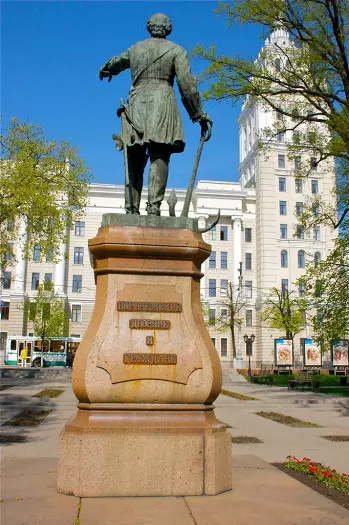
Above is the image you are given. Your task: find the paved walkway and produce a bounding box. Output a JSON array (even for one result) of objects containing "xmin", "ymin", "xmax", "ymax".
[{"xmin": 1, "ymin": 372, "xmax": 349, "ymax": 524}]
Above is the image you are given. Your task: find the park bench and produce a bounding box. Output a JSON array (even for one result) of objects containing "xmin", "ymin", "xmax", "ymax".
[
  {"xmin": 250, "ymin": 364, "xmax": 274, "ymax": 385},
  {"xmin": 288, "ymin": 372, "xmax": 319, "ymax": 392}
]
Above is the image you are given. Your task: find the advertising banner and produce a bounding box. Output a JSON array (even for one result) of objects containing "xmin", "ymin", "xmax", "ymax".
[
  {"xmin": 304, "ymin": 339, "xmax": 322, "ymax": 366},
  {"xmin": 332, "ymin": 340, "xmax": 349, "ymax": 367},
  {"xmin": 275, "ymin": 339, "xmax": 293, "ymax": 366}
]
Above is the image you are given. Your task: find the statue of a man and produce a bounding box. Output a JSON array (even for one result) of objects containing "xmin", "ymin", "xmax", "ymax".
[{"xmin": 99, "ymin": 13, "xmax": 211, "ymax": 215}]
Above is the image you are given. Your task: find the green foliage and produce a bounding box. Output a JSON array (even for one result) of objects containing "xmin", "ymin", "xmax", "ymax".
[
  {"xmin": 285, "ymin": 456, "xmax": 349, "ymax": 495},
  {"xmin": 300, "ymin": 237, "xmax": 349, "ymax": 345},
  {"xmin": 195, "ymin": 2, "xmax": 349, "ymax": 345},
  {"xmin": 260, "ymin": 287, "xmax": 306, "ymax": 339},
  {"xmin": 23, "ymin": 281, "xmax": 69, "ymax": 340},
  {"xmin": 0, "ymin": 118, "xmax": 91, "ymax": 270}
]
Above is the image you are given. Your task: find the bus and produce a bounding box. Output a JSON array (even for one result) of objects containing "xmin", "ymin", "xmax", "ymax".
[{"xmin": 5, "ymin": 336, "xmax": 81, "ymax": 368}]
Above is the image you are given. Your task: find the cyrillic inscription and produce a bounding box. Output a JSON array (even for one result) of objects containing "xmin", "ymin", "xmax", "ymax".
[
  {"xmin": 123, "ymin": 353, "xmax": 177, "ymax": 365},
  {"xmin": 129, "ymin": 319, "xmax": 171, "ymax": 329},
  {"xmin": 118, "ymin": 302, "xmax": 182, "ymax": 313}
]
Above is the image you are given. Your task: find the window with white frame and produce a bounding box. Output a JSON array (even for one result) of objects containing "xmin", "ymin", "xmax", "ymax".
[
  {"xmin": 281, "ymin": 250, "xmax": 288, "ymax": 268},
  {"xmin": 280, "ymin": 224, "xmax": 287, "ymax": 239},
  {"xmin": 280, "ymin": 201, "xmax": 287, "ymax": 215},
  {"xmin": 245, "ymin": 281, "xmax": 252, "ymax": 298},
  {"xmin": 206, "ymin": 226, "xmax": 216, "ymax": 241},
  {"xmin": 209, "ymin": 251, "xmax": 216, "ymax": 269},
  {"xmin": 279, "ymin": 177, "xmax": 286, "ymax": 191},
  {"xmin": 74, "ymin": 247, "xmax": 84, "ymax": 265},
  {"xmin": 298, "ymin": 250, "xmax": 305, "ymax": 268},
  {"xmin": 245, "ymin": 253, "xmax": 252, "ymax": 270},
  {"xmin": 313, "ymin": 226, "xmax": 320, "ymax": 240},
  {"xmin": 295, "ymin": 178, "xmax": 302, "ymax": 193},
  {"xmin": 245, "ymin": 309, "xmax": 252, "ymax": 327},
  {"xmin": 220, "ymin": 251, "xmax": 228, "ymax": 269},
  {"xmin": 75, "ymin": 221, "xmax": 85, "ymax": 236},
  {"xmin": 72, "ymin": 305, "xmax": 82, "ymax": 323},
  {"xmin": 220, "ymin": 279, "xmax": 228, "ymax": 296},
  {"xmin": 209, "ymin": 279, "xmax": 216, "ymax": 297},
  {"xmin": 72, "ymin": 275, "xmax": 82, "ymax": 293},
  {"xmin": 278, "ymin": 154, "xmax": 285, "ymax": 168},
  {"xmin": 245, "ymin": 228, "xmax": 252, "ymax": 242},
  {"xmin": 220, "ymin": 338, "xmax": 228, "ymax": 357}
]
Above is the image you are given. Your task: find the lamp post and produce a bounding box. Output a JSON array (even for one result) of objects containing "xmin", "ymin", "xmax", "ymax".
[{"xmin": 244, "ymin": 333, "xmax": 255, "ymax": 378}]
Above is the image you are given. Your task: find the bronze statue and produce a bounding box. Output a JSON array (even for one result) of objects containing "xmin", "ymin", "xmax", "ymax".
[{"xmin": 99, "ymin": 13, "xmax": 211, "ymax": 216}]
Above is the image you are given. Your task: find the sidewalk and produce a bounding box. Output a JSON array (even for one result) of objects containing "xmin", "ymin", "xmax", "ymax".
[{"xmin": 1, "ymin": 373, "xmax": 349, "ymax": 524}]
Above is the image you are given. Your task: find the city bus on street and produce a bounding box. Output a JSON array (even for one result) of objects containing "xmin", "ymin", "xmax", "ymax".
[{"xmin": 4, "ymin": 336, "xmax": 81, "ymax": 368}]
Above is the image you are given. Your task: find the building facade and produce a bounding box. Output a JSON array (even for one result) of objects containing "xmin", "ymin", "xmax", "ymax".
[{"xmin": 0, "ymin": 28, "xmax": 337, "ymax": 367}]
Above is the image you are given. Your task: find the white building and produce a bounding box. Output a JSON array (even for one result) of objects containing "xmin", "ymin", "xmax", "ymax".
[{"xmin": 0, "ymin": 28, "xmax": 336, "ymax": 367}]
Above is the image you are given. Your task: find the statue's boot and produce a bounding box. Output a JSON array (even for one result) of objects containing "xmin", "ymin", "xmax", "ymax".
[
  {"xmin": 147, "ymin": 152, "xmax": 170, "ymax": 215},
  {"xmin": 125, "ymin": 145, "xmax": 148, "ymax": 214}
]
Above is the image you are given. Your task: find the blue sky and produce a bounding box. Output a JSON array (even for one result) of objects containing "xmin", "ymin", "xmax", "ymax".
[{"xmin": 2, "ymin": 1, "xmax": 264, "ymax": 188}]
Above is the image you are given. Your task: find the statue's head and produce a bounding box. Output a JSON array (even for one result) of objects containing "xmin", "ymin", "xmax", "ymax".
[{"xmin": 147, "ymin": 13, "xmax": 172, "ymax": 38}]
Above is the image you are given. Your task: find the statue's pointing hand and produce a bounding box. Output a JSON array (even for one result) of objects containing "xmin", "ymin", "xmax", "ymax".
[{"xmin": 99, "ymin": 69, "xmax": 113, "ymax": 82}]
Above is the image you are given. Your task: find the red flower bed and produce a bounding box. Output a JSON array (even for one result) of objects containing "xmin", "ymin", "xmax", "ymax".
[{"xmin": 285, "ymin": 456, "xmax": 349, "ymax": 496}]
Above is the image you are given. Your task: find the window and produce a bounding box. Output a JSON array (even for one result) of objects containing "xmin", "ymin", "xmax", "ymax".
[
  {"xmin": 74, "ymin": 247, "xmax": 84, "ymax": 265},
  {"xmin": 314, "ymin": 252, "xmax": 321, "ymax": 267},
  {"xmin": 275, "ymin": 58, "xmax": 281, "ymax": 71},
  {"xmin": 44, "ymin": 273, "xmax": 52, "ymax": 285},
  {"xmin": 207, "ymin": 226, "xmax": 216, "ymax": 241},
  {"xmin": 0, "ymin": 302, "xmax": 10, "ymax": 320},
  {"xmin": 280, "ymin": 224, "xmax": 287, "ymax": 239},
  {"xmin": 31, "ymin": 273, "xmax": 40, "ymax": 290},
  {"xmin": 281, "ymin": 250, "xmax": 288, "ymax": 268},
  {"xmin": 281, "ymin": 279, "xmax": 288, "ymax": 295},
  {"xmin": 313, "ymin": 203, "xmax": 320, "ymax": 216},
  {"xmin": 211, "ymin": 337, "xmax": 216, "ymax": 348},
  {"xmin": 221, "ymin": 308, "xmax": 228, "ymax": 323},
  {"xmin": 72, "ymin": 275, "xmax": 82, "ymax": 293},
  {"xmin": 295, "ymin": 202, "xmax": 303, "ymax": 217},
  {"xmin": 46, "ymin": 248, "xmax": 54, "ymax": 263},
  {"xmin": 294, "ymin": 156, "xmax": 302, "ymax": 170},
  {"xmin": 293, "ymin": 130, "xmax": 300, "ymax": 143},
  {"xmin": 280, "ymin": 201, "xmax": 287, "ymax": 215},
  {"xmin": 310, "ymin": 157, "xmax": 317, "ymax": 170},
  {"xmin": 313, "ymin": 226, "xmax": 320, "ymax": 241},
  {"xmin": 221, "ymin": 338, "xmax": 228, "ymax": 357},
  {"xmin": 277, "ymin": 130, "xmax": 285, "ymax": 142},
  {"xmin": 245, "ymin": 309, "xmax": 252, "ymax": 327},
  {"xmin": 245, "ymin": 253, "xmax": 252, "ymax": 270},
  {"xmin": 209, "ymin": 279, "xmax": 216, "ymax": 297},
  {"xmin": 0, "ymin": 332, "xmax": 7, "ymax": 352},
  {"xmin": 298, "ymin": 250, "xmax": 305, "ymax": 268},
  {"xmin": 3, "ymin": 271, "xmax": 11, "ymax": 289},
  {"xmin": 245, "ymin": 281, "xmax": 252, "ymax": 298},
  {"xmin": 208, "ymin": 309, "xmax": 216, "ymax": 326},
  {"xmin": 245, "ymin": 228, "xmax": 252, "ymax": 242},
  {"xmin": 33, "ymin": 245, "xmax": 41, "ymax": 262},
  {"xmin": 209, "ymin": 251, "xmax": 216, "ymax": 269},
  {"xmin": 220, "ymin": 226, "xmax": 228, "ymax": 241},
  {"xmin": 72, "ymin": 305, "xmax": 82, "ymax": 323},
  {"xmin": 221, "ymin": 252, "xmax": 228, "ymax": 269},
  {"xmin": 220, "ymin": 279, "xmax": 228, "ymax": 296},
  {"xmin": 278, "ymin": 154, "xmax": 285, "ymax": 168},
  {"xmin": 75, "ymin": 221, "xmax": 85, "ymax": 236},
  {"xmin": 299, "ymin": 279, "xmax": 306, "ymax": 298},
  {"xmin": 296, "ymin": 226, "xmax": 305, "ymax": 239},
  {"xmin": 5, "ymin": 245, "xmax": 14, "ymax": 262},
  {"xmin": 311, "ymin": 179, "xmax": 319, "ymax": 194},
  {"xmin": 295, "ymin": 178, "xmax": 302, "ymax": 193},
  {"xmin": 279, "ymin": 177, "xmax": 286, "ymax": 192}
]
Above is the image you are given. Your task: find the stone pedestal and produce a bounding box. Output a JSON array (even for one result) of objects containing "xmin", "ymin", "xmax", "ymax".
[{"xmin": 57, "ymin": 215, "xmax": 232, "ymax": 497}]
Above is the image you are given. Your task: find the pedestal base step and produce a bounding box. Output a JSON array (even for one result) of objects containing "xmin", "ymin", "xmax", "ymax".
[{"xmin": 57, "ymin": 405, "xmax": 232, "ymax": 497}]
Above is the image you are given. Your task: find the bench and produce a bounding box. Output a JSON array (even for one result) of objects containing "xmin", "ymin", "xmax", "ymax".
[
  {"xmin": 288, "ymin": 372, "xmax": 319, "ymax": 392},
  {"xmin": 250, "ymin": 365, "xmax": 274, "ymax": 385}
]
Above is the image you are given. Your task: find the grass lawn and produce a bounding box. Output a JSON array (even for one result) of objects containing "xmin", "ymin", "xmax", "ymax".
[{"xmin": 318, "ymin": 387, "xmax": 349, "ymax": 397}]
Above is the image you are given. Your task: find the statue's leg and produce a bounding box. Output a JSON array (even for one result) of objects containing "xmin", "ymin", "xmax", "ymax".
[
  {"xmin": 147, "ymin": 146, "xmax": 171, "ymax": 216},
  {"xmin": 125, "ymin": 145, "xmax": 148, "ymax": 214}
]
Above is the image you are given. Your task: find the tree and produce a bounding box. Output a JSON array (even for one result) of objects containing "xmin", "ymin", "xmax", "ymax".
[
  {"xmin": 23, "ymin": 281, "xmax": 69, "ymax": 366},
  {"xmin": 260, "ymin": 287, "xmax": 307, "ymax": 340},
  {"xmin": 203, "ymin": 281, "xmax": 245, "ymax": 359},
  {"xmin": 301, "ymin": 238, "xmax": 349, "ymax": 346},
  {"xmin": 195, "ymin": 0, "xmax": 349, "ymax": 346},
  {"xmin": 0, "ymin": 118, "xmax": 91, "ymax": 270}
]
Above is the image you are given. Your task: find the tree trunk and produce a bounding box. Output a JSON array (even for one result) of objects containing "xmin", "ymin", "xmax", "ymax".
[{"xmin": 231, "ymin": 325, "xmax": 236, "ymax": 360}]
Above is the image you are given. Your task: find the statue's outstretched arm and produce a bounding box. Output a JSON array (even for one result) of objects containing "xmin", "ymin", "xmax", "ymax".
[{"xmin": 99, "ymin": 50, "xmax": 130, "ymax": 81}]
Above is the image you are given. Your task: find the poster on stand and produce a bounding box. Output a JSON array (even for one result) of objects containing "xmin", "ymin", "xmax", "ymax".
[
  {"xmin": 304, "ymin": 339, "xmax": 322, "ymax": 366},
  {"xmin": 275, "ymin": 339, "xmax": 293, "ymax": 366},
  {"xmin": 332, "ymin": 341, "xmax": 349, "ymax": 367}
]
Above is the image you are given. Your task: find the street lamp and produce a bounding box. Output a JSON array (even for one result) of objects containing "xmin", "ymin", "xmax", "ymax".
[{"xmin": 244, "ymin": 333, "xmax": 255, "ymax": 378}]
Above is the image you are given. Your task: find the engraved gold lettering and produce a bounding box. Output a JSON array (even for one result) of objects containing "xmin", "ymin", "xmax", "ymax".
[{"xmin": 123, "ymin": 353, "xmax": 177, "ymax": 365}]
